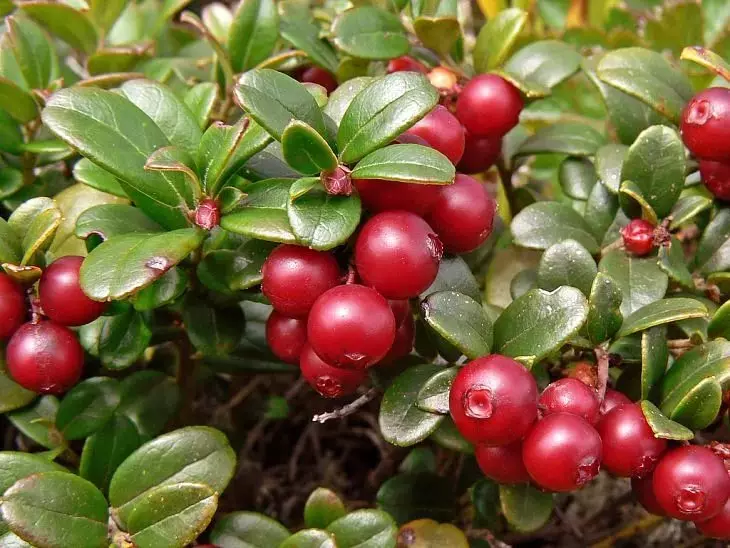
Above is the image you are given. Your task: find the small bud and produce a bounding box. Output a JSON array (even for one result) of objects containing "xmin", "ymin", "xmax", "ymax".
[
  {"xmin": 428, "ymin": 66, "xmax": 458, "ymax": 92},
  {"xmin": 321, "ymin": 166, "xmax": 352, "ymax": 196},
  {"xmin": 194, "ymin": 198, "xmax": 220, "ymax": 230}
]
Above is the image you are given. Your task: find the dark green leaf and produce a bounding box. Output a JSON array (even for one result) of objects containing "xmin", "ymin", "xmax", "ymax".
[
  {"xmin": 708, "ymin": 299, "xmax": 730, "ymax": 340},
  {"xmin": 430, "ymin": 418, "xmax": 473, "ymax": 454},
  {"xmin": 558, "ymin": 157, "xmax": 596, "ymax": 201},
  {"xmin": 75, "ymin": 204, "xmax": 162, "ymax": 241},
  {"xmin": 473, "ymin": 8, "xmax": 528, "ymax": 73},
  {"xmin": 326, "ymin": 509, "xmax": 398, "ymax": 548},
  {"xmin": 421, "ymin": 291, "xmax": 493, "ymax": 359},
  {"xmin": 537, "ymin": 239, "xmax": 597, "ymax": 295},
  {"xmin": 641, "ymin": 326, "xmax": 668, "ymax": 400},
  {"xmin": 422, "ymin": 255, "xmax": 480, "ymax": 302},
  {"xmin": 515, "ymin": 123, "xmax": 606, "ymax": 157},
  {"xmin": 598, "ymin": 249, "xmax": 668, "ymax": 317},
  {"xmin": 0, "ymin": 77, "xmax": 38, "ymax": 123},
  {"xmin": 6, "ymin": 15, "xmax": 58, "ymax": 91},
  {"xmin": 376, "ymin": 473, "xmax": 456, "ymax": 525},
  {"xmin": 197, "ymin": 240, "xmax": 276, "ymax": 294},
  {"xmin": 133, "ymin": 267, "xmax": 187, "ymax": 310},
  {"xmin": 72, "ymin": 159, "xmax": 128, "ymax": 199},
  {"xmin": 0, "ymin": 359, "xmax": 35, "ymax": 414},
  {"xmin": 332, "ymin": 7, "xmax": 408, "ymax": 60},
  {"xmin": 471, "ymin": 479, "xmax": 500, "ymax": 529},
  {"xmin": 280, "ymin": 19, "xmax": 338, "ymax": 75},
  {"xmin": 99, "ymin": 309, "xmax": 152, "ymax": 369},
  {"xmin": 695, "ymin": 208, "xmax": 730, "ymax": 274},
  {"xmin": 584, "ymin": 180, "xmax": 619, "ymax": 241},
  {"xmin": 183, "ymin": 298, "xmax": 244, "ymax": 356},
  {"xmin": 640, "ymin": 400, "xmax": 693, "ymax": 441},
  {"xmin": 511, "ymin": 201, "xmax": 599, "ymax": 253},
  {"xmin": 211, "ymin": 512, "xmax": 291, "ymax": 548},
  {"xmin": 184, "ymin": 83, "xmax": 218, "ymax": 129},
  {"xmin": 7, "ymin": 396, "xmax": 62, "ymax": 450},
  {"xmin": 323, "ymin": 77, "xmax": 374, "ymax": 126},
  {"xmin": 616, "ymin": 298, "xmax": 708, "ymax": 338},
  {"xmin": 229, "ymin": 0, "xmax": 279, "ymax": 72},
  {"xmin": 18, "ymin": 1, "xmax": 98, "ymax": 54},
  {"xmin": 56, "ymin": 377, "xmax": 120, "ymax": 440},
  {"xmin": 657, "ymin": 237, "xmax": 694, "ymax": 290},
  {"xmin": 504, "ymin": 40, "xmax": 582, "ymax": 90},
  {"xmin": 351, "ymin": 144, "xmax": 455, "ymax": 184},
  {"xmin": 117, "ymin": 371, "xmax": 180, "ymax": 441},
  {"xmin": 282, "ymin": 121, "xmax": 338, "ymax": 175},
  {"xmin": 0, "ymin": 452, "xmax": 64, "ymax": 495},
  {"xmin": 0, "ymin": 218, "xmax": 22, "ymax": 264},
  {"xmin": 499, "ymin": 484, "xmax": 553, "ymax": 533},
  {"xmin": 416, "ymin": 366, "xmax": 457, "ymax": 414},
  {"xmin": 304, "ymin": 488, "xmax": 347, "ymax": 530},
  {"xmin": 669, "ymin": 189, "xmax": 713, "ymax": 230},
  {"xmin": 667, "ymin": 377, "xmax": 723, "ymax": 431}
]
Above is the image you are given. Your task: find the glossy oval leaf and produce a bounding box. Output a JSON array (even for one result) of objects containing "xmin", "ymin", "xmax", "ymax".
[
  {"xmin": 640, "ymin": 400, "xmax": 694, "ymax": 441},
  {"xmin": 376, "ymin": 473, "xmax": 457, "ymax": 525},
  {"xmin": 537, "ymin": 239, "xmax": 597, "ymax": 296},
  {"xmin": 515, "ymin": 122, "xmax": 606, "ymax": 157},
  {"xmin": 98, "ymin": 309, "xmax": 153, "ymax": 369},
  {"xmin": 473, "ymin": 8, "xmax": 527, "ymax": 73},
  {"xmin": 695, "ymin": 208, "xmax": 730, "ymax": 275},
  {"xmin": 504, "ymin": 40, "xmax": 582, "ymax": 90},
  {"xmin": 511, "ymin": 201, "xmax": 599, "ymax": 253},
  {"xmin": 499, "ymin": 484, "xmax": 553, "ymax": 533},
  {"xmin": 640, "ymin": 326, "xmax": 668, "ymax": 401},
  {"xmin": 18, "ymin": 1, "xmax": 98, "ymax": 54},
  {"xmin": 416, "ymin": 366, "xmax": 458, "ymax": 414},
  {"xmin": 72, "ymin": 159, "xmax": 128, "ymax": 198},
  {"xmin": 667, "ymin": 377, "xmax": 723, "ymax": 431},
  {"xmin": 210, "ymin": 512, "xmax": 291, "ymax": 548},
  {"xmin": 228, "ymin": 0, "xmax": 279, "ymax": 72},
  {"xmin": 282, "ymin": 120, "xmax": 338, "ymax": 175},
  {"xmin": 616, "ymin": 298, "xmax": 708, "ymax": 338},
  {"xmin": 56, "ymin": 377, "xmax": 120, "ymax": 440},
  {"xmin": 598, "ymin": 249, "xmax": 668, "ymax": 317},
  {"xmin": 327, "ymin": 509, "xmax": 398, "ymax": 548},
  {"xmin": 281, "ymin": 529, "xmax": 336, "ymax": 548},
  {"xmin": 421, "ymin": 291, "xmax": 493, "ymax": 359},
  {"xmin": 304, "ymin": 488, "xmax": 347, "ymax": 530},
  {"xmin": 75, "ymin": 204, "xmax": 162, "ymax": 241},
  {"xmin": 351, "ymin": 144, "xmax": 455, "ymax": 184},
  {"xmin": 116, "ymin": 371, "xmax": 180, "ymax": 441},
  {"xmin": 280, "ymin": 18, "xmax": 338, "ymax": 75},
  {"xmin": 332, "ymin": 7, "xmax": 408, "ymax": 60}
]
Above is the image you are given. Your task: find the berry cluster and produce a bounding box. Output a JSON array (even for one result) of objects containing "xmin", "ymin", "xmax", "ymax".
[
  {"xmin": 451, "ymin": 357, "xmax": 730, "ymax": 538},
  {"xmin": 1, "ymin": 256, "xmax": 107, "ymax": 394}
]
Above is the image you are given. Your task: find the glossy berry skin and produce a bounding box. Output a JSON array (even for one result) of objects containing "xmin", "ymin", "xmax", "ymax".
[
  {"xmin": 405, "ymin": 106, "xmax": 465, "ymax": 165},
  {"xmin": 457, "ymin": 133, "xmax": 501, "ymax": 174},
  {"xmin": 355, "ymin": 211, "xmax": 443, "ymax": 299},
  {"xmin": 476, "ymin": 441, "xmax": 530, "ymax": 484},
  {"xmin": 621, "ymin": 219, "xmax": 655, "ymax": 256},
  {"xmin": 307, "ymin": 284, "xmax": 395, "ymax": 369},
  {"xmin": 6, "ymin": 321, "xmax": 84, "ymax": 394},
  {"xmin": 39, "ymin": 256, "xmax": 106, "ymax": 327},
  {"xmin": 632, "ymin": 474, "xmax": 665, "ymax": 516},
  {"xmin": 652, "ymin": 445, "xmax": 730, "ymax": 521},
  {"xmin": 354, "ymin": 179, "xmax": 442, "ymax": 216},
  {"xmin": 449, "ymin": 355, "xmax": 538, "ymax": 446},
  {"xmin": 697, "ymin": 499, "xmax": 730, "ymax": 540},
  {"xmin": 426, "ymin": 174, "xmax": 496, "ymax": 254},
  {"xmin": 299, "ymin": 343, "xmax": 366, "ymax": 398},
  {"xmin": 261, "ymin": 245, "xmax": 341, "ymax": 318},
  {"xmin": 456, "ymin": 74, "xmax": 523, "ymax": 138},
  {"xmin": 380, "ymin": 311, "xmax": 415, "ymax": 364},
  {"xmin": 539, "ymin": 378, "xmax": 600, "ymax": 425},
  {"xmin": 681, "ymin": 87, "xmax": 730, "ymax": 161},
  {"xmin": 600, "ymin": 388, "xmax": 632, "ymax": 417},
  {"xmin": 596, "ymin": 403, "xmax": 667, "ymax": 478},
  {"xmin": 700, "ymin": 159, "xmax": 730, "ymax": 201},
  {"xmin": 299, "ymin": 66, "xmax": 338, "ymax": 94},
  {"xmin": 0, "ymin": 274, "xmax": 26, "ymax": 340},
  {"xmin": 522, "ymin": 413, "xmax": 603, "ymax": 492},
  {"xmin": 387, "ymin": 56, "xmax": 428, "ymax": 74},
  {"xmin": 265, "ymin": 311, "xmax": 307, "ymax": 365}
]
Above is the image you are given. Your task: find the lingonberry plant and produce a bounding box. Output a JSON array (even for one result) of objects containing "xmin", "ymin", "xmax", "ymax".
[{"xmin": 0, "ymin": 0, "xmax": 729, "ymax": 546}]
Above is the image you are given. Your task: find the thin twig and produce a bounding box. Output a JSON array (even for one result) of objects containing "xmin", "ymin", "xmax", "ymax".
[
  {"xmin": 589, "ymin": 514, "xmax": 664, "ymax": 548},
  {"xmin": 312, "ymin": 388, "xmax": 379, "ymax": 424},
  {"xmin": 595, "ymin": 344, "xmax": 610, "ymax": 403}
]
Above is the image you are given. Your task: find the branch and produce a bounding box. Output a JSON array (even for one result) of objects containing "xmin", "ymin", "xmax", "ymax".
[
  {"xmin": 312, "ymin": 388, "xmax": 379, "ymax": 424},
  {"xmin": 595, "ymin": 344, "xmax": 610, "ymax": 403}
]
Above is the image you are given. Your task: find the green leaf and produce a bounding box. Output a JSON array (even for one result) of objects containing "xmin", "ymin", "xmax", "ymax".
[
  {"xmin": 88, "ymin": 0, "xmax": 126, "ymax": 32},
  {"xmin": 211, "ymin": 512, "xmax": 291, "ymax": 548},
  {"xmin": 280, "ymin": 18, "xmax": 339, "ymax": 75},
  {"xmin": 657, "ymin": 237, "xmax": 694, "ymax": 290},
  {"xmin": 79, "ymin": 228, "xmax": 205, "ymax": 301},
  {"xmin": 184, "ymin": 83, "xmax": 218, "ymax": 129},
  {"xmin": 337, "ymin": 72, "xmax": 438, "ymax": 164},
  {"xmin": 471, "ymin": 479, "xmax": 500, "ymax": 529},
  {"xmin": 20, "ymin": 205, "xmax": 61, "ymax": 265},
  {"xmin": 282, "ymin": 121, "xmax": 338, "ymax": 175},
  {"xmin": 133, "ymin": 267, "xmax": 187, "ymax": 310},
  {"xmin": 323, "ymin": 77, "xmax": 374, "ymax": 126},
  {"xmin": 0, "ymin": 77, "xmax": 38, "ymax": 123},
  {"xmin": 234, "ymin": 69, "xmax": 325, "ymax": 141},
  {"xmin": 584, "ymin": 180, "xmax": 619, "ymax": 242},
  {"xmin": 422, "ymin": 256, "xmax": 480, "ymax": 302},
  {"xmin": 144, "ymin": 146, "xmax": 200, "ymax": 196},
  {"xmin": 421, "ymin": 292, "xmax": 493, "ymax": 359},
  {"xmin": 640, "ymin": 326, "xmax": 668, "ymax": 401},
  {"xmin": 18, "ymin": 1, "xmax": 98, "ymax": 54},
  {"xmin": 414, "ymin": 16, "xmax": 460, "ymax": 56},
  {"xmin": 558, "ymin": 157, "xmax": 596, "ymax": 201},
  {"xmin": 430, "ymin": 418, "xmax": 473, "ymax": 454},
  {"xmin": 197, "ymin": 240, "xmax": 276, "ymax": 294},
  {"xmin": 228, "ymin": 0, "xmax": 278, "ymax": 72},
  {"xmin": 640, "ymin": 400, "xmax": 694, "ymax": 441},
  {"xmin": 473, "ymin": 8, "xmax": 528, "ymax": 73},
  {"xmin": 7, "ymin": 396, "xmax": 62, "ymax": 450},
  {"xmin": 75, "ymin": 204, "xmax": 163, "ymax": 241},
  {"xmin": 504, "ymin": 40, "xmax": 582, "ymax": 90},
  {"xmin": 416, "ymin": 366, "xmax": 457, "ymax": 414},
  {"xmin": 304, "ymin": 488, "xmax": 347, "ymax": 530},
  {"xmin": 493, "ymin": 287, "xmax": 589, "ymax": 368},
  {"xmin": 708, "ymin": 300, "xmax": 730, "ymax": 340},
  {"xmin": 183, "ymin": 299, "xmax": 244, "ymax": 356},
  {"xmin": 379, "ymin": 364, "xmax": 445, "ymax": 447},
  {"xmin": 0, "ymin": 218, "xmax": 22, "ymax": 264},
  {"xmin": 351, "ymin": 144, "xmax": 455, "ymax": 184},
  {"xmin": 511, "ymin": 201, "xmax": 599, "ymax": 253},
  {"xmin": 86, "ymin": 46, "xmax": 151, "ymax": 76},
  {"xmin": 126, "ymin": 483, "xmax": 217, "ymax": 548},
  {"xmin": 537, "ymin": 239, "xmax": 597, "ymax": 296},
  {"xmin": 287, "ymin": 181, "xmax": 361, "ymax": 250},
  {"xmin": 0, "ymin": 453, "xmax": 64, "ymax": 497},
  {"xmin": 99, "ymin": 309, "xmax": 152, "ymax": 369},
  {"xmin": 376, "ymin": 473, "xmax": 457, "ymax": 525},
  {"xmin": 332, "ymin": 7, "xmax": 408, "ymax": 60},
  {"xmin": 598, "ymin": 249, "xmax": 668, "ymax": 317},
  {"xmin": 616, "ymin": 298, "xmax": 708, "ymax": 338},
  {"xmin": 695, "ymin": 208, "xmax": 730, "ymax": 275},
  {"xmin": 2, "ymin": 472, "xmax": 108, "ymax": 548},
  {"xmin": 72, "ymin": 159, "xmax": 128, "ymax": 199},
  {"xmin": 515, "ymin": 122, "xmax": 606, "ymax": 157},
  {"xmin": 281, "ymin": 529, "xmax": 336, "ymax": 548},
  {"xmin": 327, "ymin": 509, "xmax": 398, "ymax": 548},
  {"xmin": 6, "ymin": 15, "xmax": 58, "ymax": 91},
  {"xmin": 667, "ymin": 377, "xmax": 723, "ymax": 431},
  {"xmin": 56, "ymin": 377, "xmax": 120, "ymax": 440},
  {"xmin": 669, "ymin": 189, "xmax": 713, "ymax": 230},
  {"xmin": 42, "ymin": 87, "xmax": 194, "ymax": 229},
  {"xmin": 680, "ymin": 45, "xmax": 730, "ymax": 82},
  {"xmin": 597, "ymin": 47, "xmax": 693, "ymax": 123},
  {"xmin": 619, "ymin": 181, "xmax": 659, "ymax": 224},
  {"xmin": 499, "ymin": 484, "xmax": 553, "ymax": 533},
  {"xmin": 0, "ymin": 359, "xmax": 35, "ymax": 414},
  {"xmin": 117, "ymin": 371, "xmax": 180, "ymax": 441},
  {"xmin": 644, "ymin": 3, "xmax": 703, "ymax": 58}
]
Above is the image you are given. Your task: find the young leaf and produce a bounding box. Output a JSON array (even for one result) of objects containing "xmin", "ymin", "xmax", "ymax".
[
  {"xmin": 56, "ymin": 377, "xmax": 120, "ymax": 440},
  {"xmin": 323, "ymin": 77, "xmax": 374, "ymax": 126},
  {"xmin": 499, "ymin": 484, "xmax": 553, "ymax": 533},
  {"xmin": 332, "ymin": 7, "xmax": 409, "ymax": 60},
  {"xmin": 6, "ymin": 15, "xmax": 58, "ymax": 91},
  {"xmin": 511, "ymin": 202, "xmax": 599, "ymax": 253},
  {"xmin": 281, "ymin": 529, "xmax": 336, "ymax": 548},
  {"xmin": 144, "ymin": 146, "xmax": 200, "ymax": 197},
  {"xmin": 414, "ymin": 14, "xmax": 460, "ymax": 56},
  {"xmin": 421, "ymin": 291, "xmax": 493, "ymax": 359},
  {"xmin": 669, "ymin": 189, "xmax": 713, "ymax": 230},
  {"xmin": 598, "ymin": 249, "xmax": 668, "ymax": 317},
  {"xmin": 228, "ymin": 0, "xmax": 279, "ymax": 72},
  {"xmin": 304, "ymin": 488, "xmax": 347, "ymax": 530},
  {"xmin": 473, "ymin": 8, "xmax": 527, "ymax": 72},
  {"xmin": 351, "ymin": 144, "xmax": 455, "ymax": 184},
  {"xmin": 0, "ymin": 218, "xmax": 22, "ymax": 264},
  {"xmin": 326, "ymin": 509, "xmax": 398, "ymax": 547},
  {"xmin": 680, "ymin": 46, "xmax": 730, "ymax": 82},
  {"xmin": 281, "ymin": 120, "xmax": 338, "ymax": 175},
  {"xmin": 708, "ymin": 299, "xmax": 730, "ymax": 340},
  {"xmin": 211, "ymin": 512, "xmax": 291, "ymax": 548},
  {"xmin": 616, "ymin": 298, "xmax": 708, "ymax": 338},
  {"xmin": 537, "ymin": 239, "xmax": 597, "ymax": 296}
]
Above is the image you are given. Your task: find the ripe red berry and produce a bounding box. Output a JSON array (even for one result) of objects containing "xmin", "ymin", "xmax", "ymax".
[
  {"xmin": 697, "ymin": 499, "xmax": 730, "ymax": 540},
  {"xmin": 457, "ymin": 133, "xmax": 501, "ymax": 174},
  {"xmin": 522, "ymin": 413, "xmax": 603, "ymax": 492},
  {"xmin": 539, "ymin": 378, "xmax": 600, "ymax": 424},
  {"xmin": 380, "ymin": 311, "xmax": 415, "ymax": 364},
  {"xmin": 456, "ymin": 74, "xmax": 523, "ymax": 138},
  {"xmin": 266, "ymin": 311, "xmax": 307, "ymax": 365},
  {"xmin": 632, "ymin": 474, "xmax": 665, "ymax": 516},
  {"xmin": 449, "ymin": 355, "xmax": 538, "ymax": 446},
  {"xmin": 652, "ymin": 445, "xmax": 730, "ymax": 521},
  {"xmin": 476, "ymin": 441, "xmax": 530, "ymax": 484},
  {"xmin": 621, "ymin": 219, "xmax": 655, "ymax": 256},
  {"xmin": 681, "ymin": 87, "xmax": 730, "ymax": 161},
  {"xmin": 596, "ymin": 403, "xmax": 667, "ymax": 478},
  {"xmin": 299, "ymin": 343, "xmax": 366, "ymax": 398},
  {"xmin": 700, "ymin": 159, "xmax": 730, "ymax": 201},
  {"xmin": 387, "ymin": 56, "xmax": 428, "ymax": 74},
  {"xmin": 600, "ymin": 388, "xmax": 632, "ymax": 416},
  {"xmin": 426, "ymin": 174, "xmax": 496, "ymax": 254},
  {"xmin": 307, "ymin": 284, "xmax": 395, "ymax": 369},
  {"xmin": 404, "ymin": 105, "xmax": 465, "ymax": 165},
  {"xmin": 39, "ymin": 256, "xmax": 106, "ymax": 327},
  {"xmin": 354, "ymin": 179, "xmax": 443, "ymax": 217},
  {"xmin": 0, "ymin": 273, "xmax": 26, "ymax": 340},
  {"xmin": 261, "ymin": 245, "xmax": 341, "ymax": 318},
  {"xmin": 6, "ymin": 321, "xmax": 84, "ymax": 394},
  {"xmin": 299, "ymin": 66, "xmax": 338, "ymax": 94},
  {"xmin": 388, "ymin": 299, "xmax": 411, "ymax": 328},
  {"xmin": 355, "ymin": 211, "xmax": 443, "ymax": 299}
]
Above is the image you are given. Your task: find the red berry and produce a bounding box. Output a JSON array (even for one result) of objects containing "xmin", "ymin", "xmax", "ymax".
[
  {"xmin": 194, "ymin": 198, "xmax": 220, "ymax": 229},
  {"xmin": 457, "ymin": 133, "xmax": 501, "ymax": 174},
  {"xmin": 300, "ymin": 66, "xmax": 338, "ymax": 94},
  {"xmin": 6, "ymin": 321, "xmax": 84, "ymax": 394},
  {"xmin": 307, "ymin": 284, "xmax": 395, "ymax": 369},
  {"xmin": 39, "ymin": 256, "xmax": 106, "ymax": 327},
  {"xmin": 596, "ymin": 403, "xmax": 667, "ymax": 478},
  {"xmin": 449, "ymin": 355, "xmax": 538, "ymax": 446},
  {"xmin": 299, "ymin": 343, "xmax": 366, "ymax": 398},
  {"xmin": 681, "ymin": 87, "xmax": 730, "ymax": 161},
  {"xmin": 539, "ymin": 378, "xmax": 600, "ymax": 424},
  {"xmin": 700, "ymin": 159, "xmax": 730, "ymax": 201},
  {"xmin": 652, "ymin": 445, "xmax": 730, "ymax": 521},
  {"xmin": 600, "ymin": 388, "xmax": 631, "ymax": 416},
  {"xmin": 456, "ymin": 74, "xmax": 523, "ymax": 138},
  {"xmin": 621, "ymin": 219, "xmax": 655, "ymax": 256},
  {"xmin": 697, "ymin": 499, "xmax": 730, "ymax": 540},
  {"xmin": 389, "ymin": 299, "xmax": 411, "ymax": 328},
  {"xmin": 476, "ymin": 441, "xmax": 530, "ymax": 484},
  {"xmin": 261, "ymin": 245, "xmax": 341, "ymax": 317},
  {"xmin": 426, "ymin": 174, "xmax": 496, "ymax": 254},
  {"xmin": 632, "ymin": 474, "xmax": 666, "ymax": 516},
  {"xmin": 355, "ymin": 211, "xmax": 443, "ymax": 299},
  {"xmin": 387, "ymin": 56, "xmax": 428, "ymax": 74},
  {"xmin": 380, "ymin": 311, "xmax": 415, "ymax": 364},
  {"xmin": 266, "ymin": 311, "xmax": 307, "ymax": 365},
  {"xmin": 404, "ymin": 105, "xmax": 465, "ymax": 165},
  {"xmin": 0, "ymin": 273, "xmax": 26, "ymax": 340},
  {"xmin": 522, "ymin": 413, "xmax": 603, "ymax": 492},
  {"xmin": 354, "ymin": 179, "xmax": 443, "ymax": 216}
]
